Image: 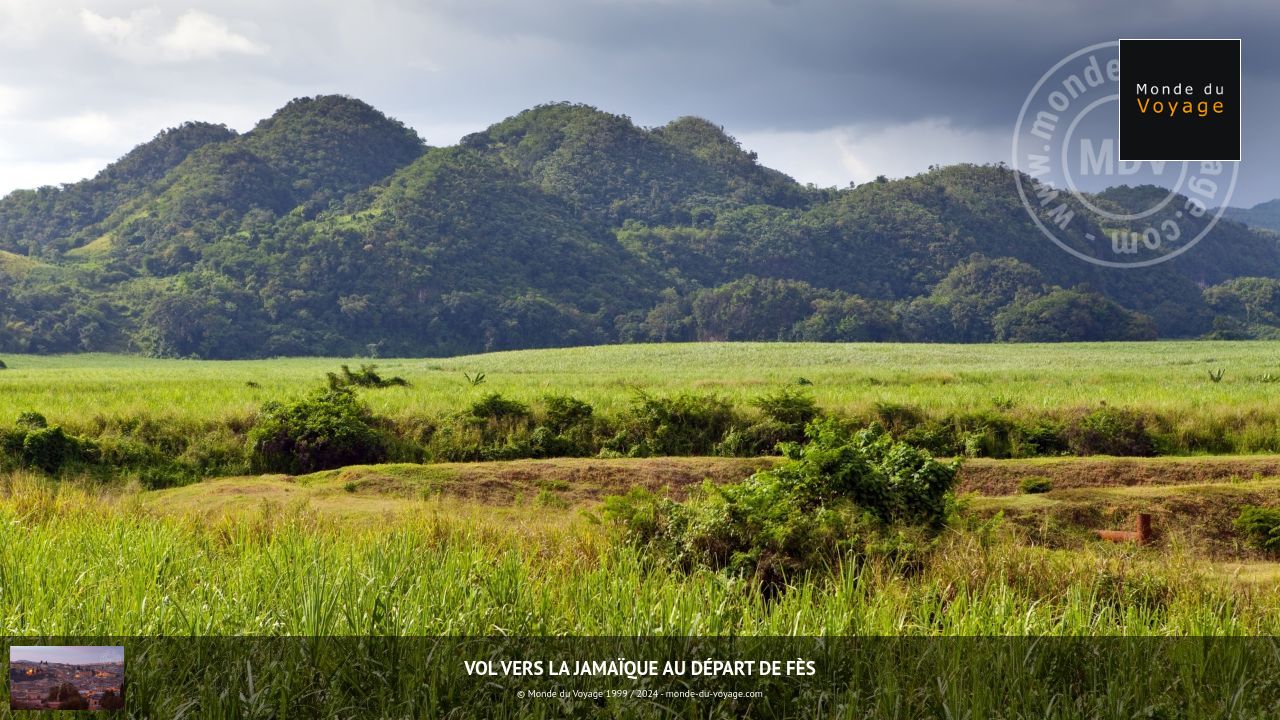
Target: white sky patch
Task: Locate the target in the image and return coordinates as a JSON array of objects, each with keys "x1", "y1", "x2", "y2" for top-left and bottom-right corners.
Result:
[
  {"x1": 0, "y1": 157, "x2": 109, "y2": 192},
  {"x1": 736, "y1": 118, "x2": 1011, "y2": 188},
  {"x1": 50, "y1": 112, "x2": 123, "y2": 147},
  {"x1": 79, "y1": 8, "x2": 265, "y2": 63},
  {"x1": 408, "y1": 121, "x2": 489, "y2": 147},
  {"x1": 159, "y1": 10, "x2": 268, "y2": 61},
  {"x1": 0, "y1": 0, "x2": 63, "y2": 48},
  {"x1": 79, "y1": 8, "x2": 139, "y2": 43},
  {"x1": 0, "y1": 85, "x2": 30, "y2": 118}
]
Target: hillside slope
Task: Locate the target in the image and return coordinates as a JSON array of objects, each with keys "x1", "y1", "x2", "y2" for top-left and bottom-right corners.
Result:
[
  {"x1": 2, "y1": 97, "x2": 1279, "y2": 356},
  {"x1": 1223, "y1": 199, "x2": 1280, "y2": 233}
]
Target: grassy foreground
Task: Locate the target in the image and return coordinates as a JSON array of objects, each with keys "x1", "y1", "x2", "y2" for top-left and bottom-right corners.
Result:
[{"x1": 2, "y1": 468, "x2": 1278, "y2": 638}]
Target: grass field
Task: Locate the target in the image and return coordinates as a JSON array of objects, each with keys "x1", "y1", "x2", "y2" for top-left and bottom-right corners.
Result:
[
  {"x1": 3, "y1": 341, "x2": 1280, "y2": 427},
  {"x1": 10, "y1": 466, "x2": 1280, "y2": 716},
  {"x1": 2, "y1": 466, "x2": 1278, "y2": 638},
  {"x1": 2, "y1": 343, "x2": 1279, "y2": 644}
]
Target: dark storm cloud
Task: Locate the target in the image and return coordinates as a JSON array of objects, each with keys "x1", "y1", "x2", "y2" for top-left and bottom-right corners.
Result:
[
  {"x1": 0, "y1": 0, "x2": 1276, "y2": 203},
  {"x1": 406, "y1": 0, "x2": 1280, "y2": 130}
]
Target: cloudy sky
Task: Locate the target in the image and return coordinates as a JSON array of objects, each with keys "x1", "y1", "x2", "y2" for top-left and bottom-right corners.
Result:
[
  {"x1": 1, "y1": 0, "x2": 1277, "y2": 205},
  {"x1": 10, "y1": 645, "x2": 124, "y2": 664}
]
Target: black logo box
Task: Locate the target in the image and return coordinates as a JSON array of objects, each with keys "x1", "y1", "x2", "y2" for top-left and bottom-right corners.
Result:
[{"x1": 1119, "y1": 39, "x2": 1241, "y2": 162}]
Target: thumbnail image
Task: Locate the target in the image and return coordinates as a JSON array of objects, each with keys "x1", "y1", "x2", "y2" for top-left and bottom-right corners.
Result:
[{"x1": 8, "y1": 646, "x2": 125, "y2": 711}]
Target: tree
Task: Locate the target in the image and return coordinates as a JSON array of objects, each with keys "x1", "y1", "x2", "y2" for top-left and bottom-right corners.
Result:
[{"x1": 994, "y1": 288, "x2": 1157, "y2": 342}]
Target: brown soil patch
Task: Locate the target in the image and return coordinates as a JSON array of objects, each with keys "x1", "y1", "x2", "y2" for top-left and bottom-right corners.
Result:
[
  {"x1": 958, "y1": 456, "x2": 1280, "y2": 495},
  {"x1": 428, "y1": 456, "x2": 779, "y2": 505}
]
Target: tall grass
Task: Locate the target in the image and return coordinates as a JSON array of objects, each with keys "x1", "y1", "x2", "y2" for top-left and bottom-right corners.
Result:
[
  {"x1": 1, "y1": 473, "x2": 1276, "y2": 638},
  {"x1": 2, "y1": 341, "x2": 1280, "y2": 425},
  {"x1": 6, "y1": 343, "x2": 1280, "y2": 465}
]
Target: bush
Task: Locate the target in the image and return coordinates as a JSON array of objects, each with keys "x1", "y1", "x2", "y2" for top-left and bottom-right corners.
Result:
[
  {"x1": 718, "y1": 387, "x2": 822, "y2": 455},
  {"x1": 1064, "y1": 406, "x2": 1155, "y2": 456},
  {"x1": 752, "y1": 387, "x2": 819, "y2": 427},
  {"x1": 4, "y1": 415, "x2": 97, "y2": 474},
  {"x1": 952, "y1": 411, "x2": 1018, "y2": 458},
  {"x1": 0, "y1": 359, "x2": 7, "y2": 369},
  {"x1": 0, "y1": 427, "x2": 22, "y2": 463},
  {"x1": 872, "y1": 402, "x2": 925, "y2": 434},
  {"x1": 494, "y1": 425, "x2": 577, "y2": 460},
  {"x1": 249, "y1": 389, "x2": 390, "y2": 474},
  {"x1": 468, "y1": 393, "x2": 531, "y2": 422},
  {"x1": 326, "y1": 364, "x2": 408, "y2": 390},
  {"x1": 22, "y1": 426, "x2": 78, "y2": 473},
  {"x1": 716, "y1": 419, "x2": 796, "y2": 457},
  {"x1": 542, "y1": 395, "x2": 593, "y2": 433},
  {"x1": 604, "y1": 420, "x2": 959, "y2": 592},
  {"x1": 1017, "y1": 418, "x2": 1068, "y2": 456},
  {"x1": 91, "y1": 436, "x2": 204, "y2": 489},
  {"x1": 16, "y1": 411, "x2": 47, "y2": 430},
  {"x1": 607, "y1": 391, "x2": 740, "y2": 457},
  {"x1": 1019, "y1": 476, "x2": 1053, "y2": 494},
  {"x1": 1234, "y1": 506, "x2": 1280, "y2": 555},
  {"x1": 426, "y1": 395, "x2": 599, "y2": 462}
]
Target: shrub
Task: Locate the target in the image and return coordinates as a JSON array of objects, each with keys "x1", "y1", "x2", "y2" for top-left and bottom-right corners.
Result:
[
  {"x1": 900, "y1": 421, "x2": 960, "y2": 456},
  {"x1": 468, "y1": 393, "x2": 531, "y2": 422},
  {"x1": 872, "y1": 401, "x2": 925, "y2": 434},
  {"x1": 604, "y1": 420, "x2": 959, "y2": 592},
  {"x1": 326, "y1": 364, "x2": 408, "y2": 389},
  {"x1": 752, "y1": 387, "x2": 819, "y2": 427},
  {"x1": 249, "y1": 389, "x2": 389, "y2": 474},
  {"x1": 16, "y1": 411, "x2": 47, "y2": 430},
  {"x1": 422, "y1": 394, "x2": 539, "y2": 462},
  {"x1": 1064, "y1": 406, "x2": 1155, "y2": 456},
  {"x1": 542, "y1": 395, "x2": 593, "y2": 434},
  {"x1": 0, "y1": 359, "x2": 6, "y2": 369},
  {"x1": 0, "y1": 427, "x2": 23, "y2": 463},
  {"x1": 21, "y1": 426, "x2": 88, "y2": 473},
  {"x1": 716, "y1": 419, "x2": 796, "y2": 457},
  {"x1": 1019, "y1": 476, "x2": 1053, "y2": 494},
  {"x1": 608, "y1": 391, "x2": 739, "y2": 457},
  {"x1": 435, "y1": 392, "x2": 599, "y2": 458},
  {"x1": 92, "y1": 436, "x2": 203, "y2": 489},
  {"x1": 6, "y1": 417, "x2": 96, "y2": 475},
  {"x1": 718, "y1": 387, "x2": 822, "y2": 455},
  {"x1": 1017, "y1": 418, "x2": 1068, "y2": 456},
  {"x1": 952, "y1": 411, "x2": 1018, "y2": 458},
  {"x1": 1234, "y1": 506, "x2": 1280, "y2": 555}
]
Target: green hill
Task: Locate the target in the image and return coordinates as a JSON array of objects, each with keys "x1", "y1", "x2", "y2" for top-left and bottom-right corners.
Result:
[
  {"x1": 0, "y1": 121, "x2": 236, "y2": 255},
  {"x1": 2, "y1": 96, "x2": 1279, "y2": 357},
  {"x1": 1222, "y1": 199, "x2": 1280, "y2": 234}
]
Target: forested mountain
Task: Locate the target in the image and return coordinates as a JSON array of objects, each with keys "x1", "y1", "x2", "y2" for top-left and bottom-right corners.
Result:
[
  {"x1": 2, "y1": 96, "x2": 1279, "y2": 357},
  {"x1": 1223, "y1": 199, "x2": 1280, "y2": 234}
]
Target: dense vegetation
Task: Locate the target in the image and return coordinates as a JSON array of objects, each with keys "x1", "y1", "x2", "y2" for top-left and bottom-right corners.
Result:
[
  {"x1": 606, "y1": 419, "x2": 958, "y2": 592},
  {"x1": 4, "y1": 96, "x2": 1280, "y2": 357},
  {"x1": 1223, "y1": 198, "x2": 1280, "y2": 234},
  {"x1": 8, "y1": 341, "x2": 1280, "y2": 488}
]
